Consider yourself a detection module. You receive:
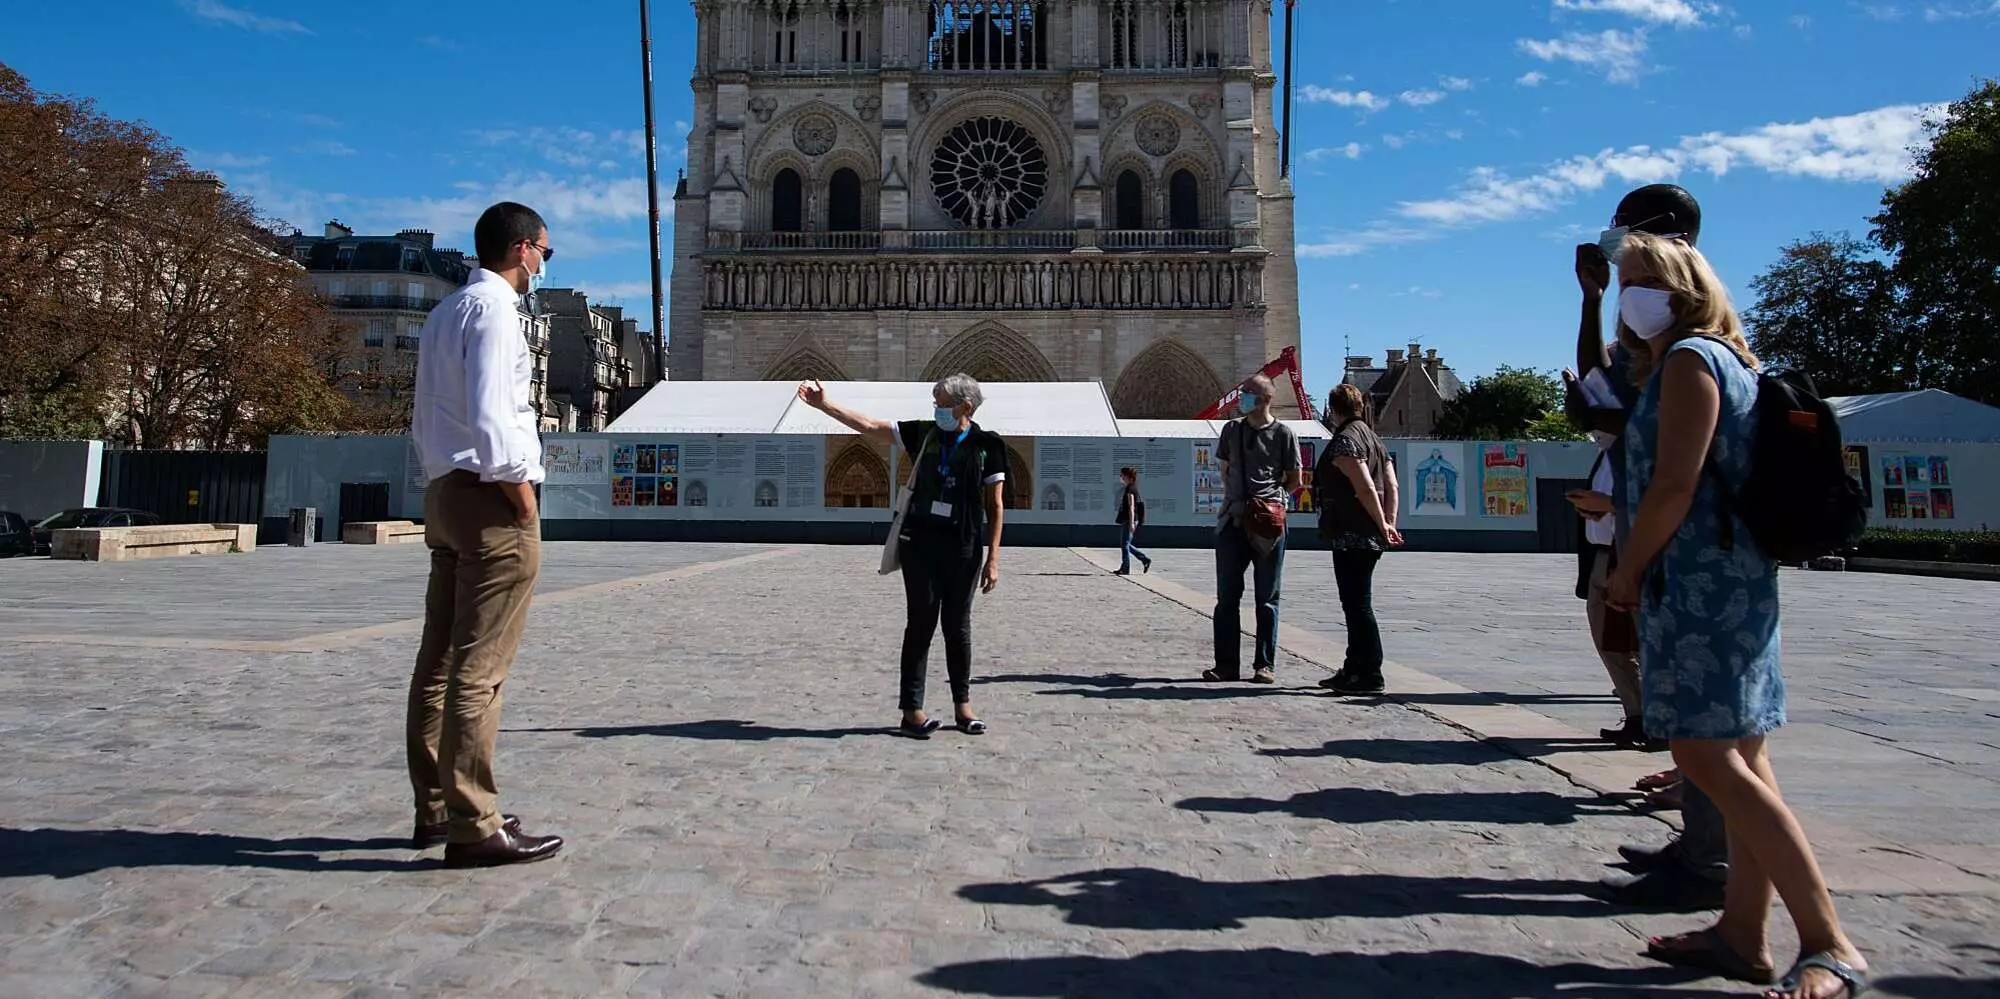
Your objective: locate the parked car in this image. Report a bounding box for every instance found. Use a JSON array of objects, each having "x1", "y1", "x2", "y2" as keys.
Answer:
[
  {"x1": 0, "y1": 511, "x2": 30, "y2": 557},
  {"x1": 27, "y1": 507, "x2": 161, "y2": 556}
]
